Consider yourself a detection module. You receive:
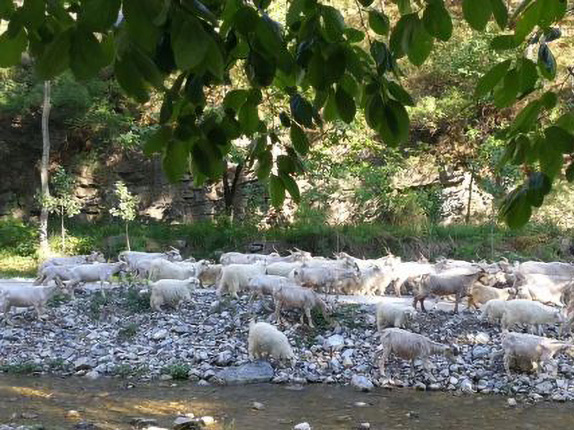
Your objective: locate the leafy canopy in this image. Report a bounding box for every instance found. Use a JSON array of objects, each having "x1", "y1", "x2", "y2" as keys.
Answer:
[{"x1": 0, "y1": 0, "x2": 572, "y2": 227}]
